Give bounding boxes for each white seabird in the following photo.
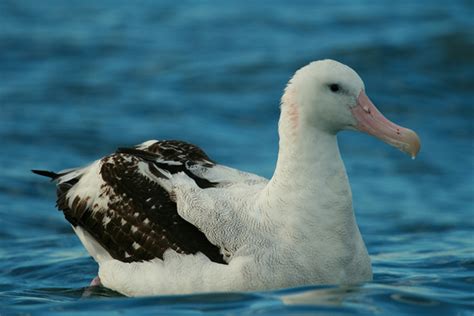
[33,59,421,297]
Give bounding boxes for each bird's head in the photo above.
[283,59,420,158]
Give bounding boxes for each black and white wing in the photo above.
[34,140,266,264]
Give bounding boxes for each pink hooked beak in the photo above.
[351,91,421,158]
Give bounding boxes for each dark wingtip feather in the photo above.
[32,169,60,179]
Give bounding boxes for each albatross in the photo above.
[33,59,420,297]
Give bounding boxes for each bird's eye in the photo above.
[329,84,340,93]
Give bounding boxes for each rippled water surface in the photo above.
[1,1,473,315]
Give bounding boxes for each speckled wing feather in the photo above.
[53,140,226,264]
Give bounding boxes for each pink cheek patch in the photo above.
[287,103,299,129]
[282,87,299,130]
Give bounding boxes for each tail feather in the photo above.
[32,169,60,180]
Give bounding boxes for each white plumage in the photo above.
[35,59,420,297]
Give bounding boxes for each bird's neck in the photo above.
[258,104,358,238]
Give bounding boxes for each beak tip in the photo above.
[406,130,421,159]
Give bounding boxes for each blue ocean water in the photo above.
[1,1,473,315]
